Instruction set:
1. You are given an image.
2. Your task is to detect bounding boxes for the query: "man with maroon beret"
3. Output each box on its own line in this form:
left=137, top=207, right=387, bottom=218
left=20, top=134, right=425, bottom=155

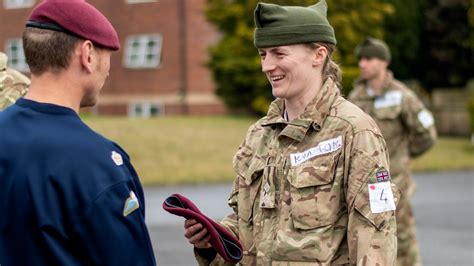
left=0, top=1, right=156, bottom=265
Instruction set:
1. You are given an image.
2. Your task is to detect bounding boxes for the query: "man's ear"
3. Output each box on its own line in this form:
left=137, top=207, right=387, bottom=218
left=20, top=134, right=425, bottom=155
left=312, top=46, right=328, bottom=67
left=80, top=40, right=94, bottom=74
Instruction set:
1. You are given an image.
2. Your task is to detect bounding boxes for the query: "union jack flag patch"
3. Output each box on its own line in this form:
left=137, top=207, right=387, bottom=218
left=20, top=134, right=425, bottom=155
left=375, top=168, right=390, bottom=182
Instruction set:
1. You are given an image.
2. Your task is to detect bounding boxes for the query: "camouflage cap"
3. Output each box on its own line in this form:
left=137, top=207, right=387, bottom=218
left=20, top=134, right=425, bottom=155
left=253, top=0, right=336, bottom=48
left=0, top=52, right=7, bottom=71
left=26, top=0, right=120, bottom=50
left=355, top=37, right=391, bottom=62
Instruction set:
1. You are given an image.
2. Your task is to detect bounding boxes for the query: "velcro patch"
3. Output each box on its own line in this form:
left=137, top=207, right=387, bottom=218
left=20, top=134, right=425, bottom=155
left=418, top=109, right=434, bottom=128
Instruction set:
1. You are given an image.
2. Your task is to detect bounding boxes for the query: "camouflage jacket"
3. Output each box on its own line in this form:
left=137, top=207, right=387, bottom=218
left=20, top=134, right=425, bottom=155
left=196, top=78, right=398, bottom=265
left=0, top=69, right=30, bottom=111
left=348, top=72, right=437, bottom=195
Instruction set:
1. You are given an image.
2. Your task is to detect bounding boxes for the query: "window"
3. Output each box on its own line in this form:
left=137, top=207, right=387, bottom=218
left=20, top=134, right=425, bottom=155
left=124, top=34, right=163, bottom=69
left=126, top=0, right=157, bottom=3
left=5, top=39, right=29, bottom=72
left=128, top=102, right=163, bottom=118
left=4, top=0, right=35, bottom=9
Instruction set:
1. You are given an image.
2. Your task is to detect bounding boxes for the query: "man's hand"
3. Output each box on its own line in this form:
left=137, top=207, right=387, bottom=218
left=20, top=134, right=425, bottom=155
left=184, top=219, right=212, bottom=249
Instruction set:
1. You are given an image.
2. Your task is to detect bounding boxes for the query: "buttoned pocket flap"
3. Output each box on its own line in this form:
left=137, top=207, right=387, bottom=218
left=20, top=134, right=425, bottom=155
left=287, top=152, right=340, bottom=188
left=238, top=158, right=265, bottom=223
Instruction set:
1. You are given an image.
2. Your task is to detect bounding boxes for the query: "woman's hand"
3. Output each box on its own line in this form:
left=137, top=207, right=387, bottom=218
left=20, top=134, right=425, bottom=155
left=184, top=219, right=212, bottom=249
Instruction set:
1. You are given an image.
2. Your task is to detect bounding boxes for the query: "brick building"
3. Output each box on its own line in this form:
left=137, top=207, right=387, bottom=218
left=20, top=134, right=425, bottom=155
left=0, top=0, right=226, bottom=116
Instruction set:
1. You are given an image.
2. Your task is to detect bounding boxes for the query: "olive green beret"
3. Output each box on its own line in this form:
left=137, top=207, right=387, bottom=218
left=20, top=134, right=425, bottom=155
left=0, top=52, right=7, bottom=71
left=253, top=0, right=336, bottom=48
left=355, top=37, right=391, bottom=62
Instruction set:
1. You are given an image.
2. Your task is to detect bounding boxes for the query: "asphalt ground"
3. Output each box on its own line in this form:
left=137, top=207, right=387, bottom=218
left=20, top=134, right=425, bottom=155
left=145, top=170, right=474, bottom=266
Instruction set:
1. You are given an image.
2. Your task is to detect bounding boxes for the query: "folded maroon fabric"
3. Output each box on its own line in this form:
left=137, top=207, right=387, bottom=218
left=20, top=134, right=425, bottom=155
left=162, top=193, right=243, bottom=263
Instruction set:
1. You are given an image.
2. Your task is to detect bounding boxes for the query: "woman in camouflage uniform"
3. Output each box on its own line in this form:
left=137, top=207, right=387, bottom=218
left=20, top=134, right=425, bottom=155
left=185, top=1, right=399, bottom=265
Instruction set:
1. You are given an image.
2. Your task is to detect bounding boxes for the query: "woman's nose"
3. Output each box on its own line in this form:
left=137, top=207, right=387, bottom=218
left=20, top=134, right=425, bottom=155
left=261, top=56, right=276, bottom=72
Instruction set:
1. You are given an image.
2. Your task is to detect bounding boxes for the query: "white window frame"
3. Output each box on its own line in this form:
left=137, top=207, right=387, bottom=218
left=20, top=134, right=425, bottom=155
left=5, top=38, right=29, bottom=72
left=124, top=34, right=163, bottom=69
left=126, top=0, right=157, bottom=3
left=128, top=102, right=164, bottom=118
left=3, top=0, right=35, bottom=9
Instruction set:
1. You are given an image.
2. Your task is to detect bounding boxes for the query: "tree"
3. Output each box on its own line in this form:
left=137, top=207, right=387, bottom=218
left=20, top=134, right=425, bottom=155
left=327, top=0, right=393, bottom=94
left=382, top=0, right=422, bottom=80
left=206, top=0, right=393, bottom=114
left=418, top=0, right=472, bottom=90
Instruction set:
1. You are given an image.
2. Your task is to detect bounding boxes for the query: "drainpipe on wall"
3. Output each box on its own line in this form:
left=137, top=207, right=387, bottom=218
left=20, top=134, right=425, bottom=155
left=178, top=0, right=189, bottom=115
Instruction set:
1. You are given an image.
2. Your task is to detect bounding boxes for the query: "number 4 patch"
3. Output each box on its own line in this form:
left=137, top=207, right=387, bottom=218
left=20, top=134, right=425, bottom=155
left=368, top=182, right=396, bottom=213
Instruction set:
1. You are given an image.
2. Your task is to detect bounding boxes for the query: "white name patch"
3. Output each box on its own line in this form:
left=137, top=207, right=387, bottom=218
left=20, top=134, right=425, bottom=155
left=368, top=182, right=396, bottom=213
left=374, top=91, right=402, bottom=109
left=417, top=109, right=434, bottom=128
left=290, top=136, right=342, bottom=167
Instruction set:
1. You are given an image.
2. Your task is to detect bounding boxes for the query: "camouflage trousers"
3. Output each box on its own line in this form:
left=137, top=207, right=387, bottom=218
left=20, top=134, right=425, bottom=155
left=396, top=193, right=422, bottom=266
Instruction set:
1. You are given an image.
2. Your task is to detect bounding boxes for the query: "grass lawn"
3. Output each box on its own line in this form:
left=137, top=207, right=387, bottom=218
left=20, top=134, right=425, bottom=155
left=85, top=115, right=256, bottom=186
left=84, top=116, right=474, bottom=186
left=411, top=137, right=474, bottom=172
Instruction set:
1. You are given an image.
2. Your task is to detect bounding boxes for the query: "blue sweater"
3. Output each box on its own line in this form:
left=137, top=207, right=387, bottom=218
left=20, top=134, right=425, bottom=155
left=0, top=99, right=156, bottom=265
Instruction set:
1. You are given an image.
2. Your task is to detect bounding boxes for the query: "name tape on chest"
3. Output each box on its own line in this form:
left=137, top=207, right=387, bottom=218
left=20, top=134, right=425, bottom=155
left=374, top=91, right=402, bottom=109
left=417, top=109, right=434, bottom=128
left=290, top=136, right=342, bottom=167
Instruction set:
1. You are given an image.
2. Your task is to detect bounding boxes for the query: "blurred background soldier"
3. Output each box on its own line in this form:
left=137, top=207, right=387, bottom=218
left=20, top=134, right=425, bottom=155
left=0, top=51, right=30, bottom=111
left=349, top=37, right=437, bottom=266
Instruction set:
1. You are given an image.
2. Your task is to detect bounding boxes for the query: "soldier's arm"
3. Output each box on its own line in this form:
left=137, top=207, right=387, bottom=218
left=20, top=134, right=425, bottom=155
left=193, top=139, right=245, bottom=266
left=346, top=130, right=398, bottom=265
left=73, top=182, right=156, bottom=265
left=193, top=179, right=239, bottom=266
left=401, top=91, right=437, bottom=157
left=347, top=83, right=363, bottom=101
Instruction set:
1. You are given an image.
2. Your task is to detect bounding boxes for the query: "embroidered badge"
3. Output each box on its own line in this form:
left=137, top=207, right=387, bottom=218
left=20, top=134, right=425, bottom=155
left=123, top=191, right=140, bottom=217
left=290, top=135, right=342, bottom=166
left=375, top=168, right=390, bottom=182
left=111, top=151, right=123, bottom=166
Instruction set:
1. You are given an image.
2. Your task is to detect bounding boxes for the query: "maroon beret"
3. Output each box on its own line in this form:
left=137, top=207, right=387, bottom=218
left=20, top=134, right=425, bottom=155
left=26, top=0, right=120, bottom=51
left=163, top=194, right=243, bottom=263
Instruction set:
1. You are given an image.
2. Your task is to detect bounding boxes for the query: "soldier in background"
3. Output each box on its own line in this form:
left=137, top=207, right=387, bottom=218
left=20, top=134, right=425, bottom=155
left=0, top=51, right=30, bottom=111
left=183, top=1, right=399, bottom=265
left=349, top=37, right=437, bottom=266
